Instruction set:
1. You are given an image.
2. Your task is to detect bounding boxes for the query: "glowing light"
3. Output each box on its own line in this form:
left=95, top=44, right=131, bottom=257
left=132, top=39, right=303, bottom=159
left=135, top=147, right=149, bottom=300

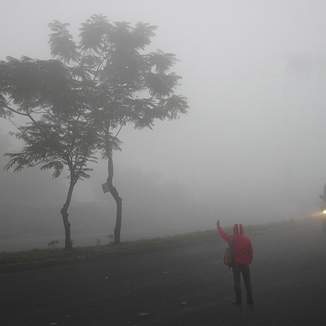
left=323, top=210, right=326, bottom=214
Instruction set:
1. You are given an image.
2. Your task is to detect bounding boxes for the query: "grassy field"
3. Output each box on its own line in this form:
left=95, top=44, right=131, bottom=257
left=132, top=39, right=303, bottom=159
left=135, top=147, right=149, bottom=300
left=0, top=219, right=303, bottom=273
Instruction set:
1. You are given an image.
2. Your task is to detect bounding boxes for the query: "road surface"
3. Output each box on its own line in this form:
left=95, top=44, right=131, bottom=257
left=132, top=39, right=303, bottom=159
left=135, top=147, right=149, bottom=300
left=1, top=219, right=326, bottom=325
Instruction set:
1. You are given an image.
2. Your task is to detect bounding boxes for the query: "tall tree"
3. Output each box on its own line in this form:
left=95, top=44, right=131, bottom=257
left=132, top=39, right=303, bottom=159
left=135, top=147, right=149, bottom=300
left=48, top=15, right=188, bottom=243
left=0, top=57, right=97, bottom=250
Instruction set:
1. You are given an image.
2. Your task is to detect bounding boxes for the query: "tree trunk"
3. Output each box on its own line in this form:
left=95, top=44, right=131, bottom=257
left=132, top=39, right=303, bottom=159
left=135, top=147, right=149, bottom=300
left=60, top=207, right=72, bottom=250
left=109, top=185, right=122, bottom=243
left=60, top=178, right=75, bottom=250
left=106, top=138, right=123, bottom=244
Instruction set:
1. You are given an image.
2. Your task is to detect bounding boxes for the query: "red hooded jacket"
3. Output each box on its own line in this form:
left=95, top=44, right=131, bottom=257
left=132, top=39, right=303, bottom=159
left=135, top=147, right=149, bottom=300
left=217, top=223, right=253, bottom=265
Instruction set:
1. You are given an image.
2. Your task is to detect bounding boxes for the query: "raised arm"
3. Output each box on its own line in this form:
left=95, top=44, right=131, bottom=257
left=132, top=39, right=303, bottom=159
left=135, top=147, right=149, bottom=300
left=216, top=220, right=232, bottom=244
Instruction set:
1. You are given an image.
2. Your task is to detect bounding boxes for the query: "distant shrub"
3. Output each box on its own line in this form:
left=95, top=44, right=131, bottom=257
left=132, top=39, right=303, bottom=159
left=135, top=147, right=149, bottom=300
left=107, top=234, right=114, bottom=244
left=47, top=240, right=59, bottom=249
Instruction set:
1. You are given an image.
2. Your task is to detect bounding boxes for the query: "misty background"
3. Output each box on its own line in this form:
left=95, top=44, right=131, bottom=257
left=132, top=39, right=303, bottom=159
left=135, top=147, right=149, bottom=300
left=1, top=0, right=326, bottom=251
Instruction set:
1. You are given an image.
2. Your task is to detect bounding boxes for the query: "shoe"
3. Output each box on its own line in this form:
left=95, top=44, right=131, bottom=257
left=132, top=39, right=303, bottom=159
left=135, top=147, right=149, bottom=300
left=247, top=297, right=254, bottom=304
left=232, top=300, right=242, bottom=305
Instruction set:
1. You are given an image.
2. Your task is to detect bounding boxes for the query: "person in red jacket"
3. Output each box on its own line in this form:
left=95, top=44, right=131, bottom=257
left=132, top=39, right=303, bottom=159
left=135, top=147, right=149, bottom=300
left=217, top=219, right=253, bottom=304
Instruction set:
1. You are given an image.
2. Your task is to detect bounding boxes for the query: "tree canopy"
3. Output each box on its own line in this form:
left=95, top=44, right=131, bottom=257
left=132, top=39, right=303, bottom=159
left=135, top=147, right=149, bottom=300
left=1, top=14, right=188, bottom=247
left=0, top=56, right=98, bottom=250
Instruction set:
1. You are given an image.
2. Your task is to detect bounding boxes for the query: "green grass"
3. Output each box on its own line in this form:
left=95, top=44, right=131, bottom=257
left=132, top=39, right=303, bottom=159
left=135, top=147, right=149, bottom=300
left=0, top=219, right=302, bottom=272
left=0, top=230, right=217, bottom=265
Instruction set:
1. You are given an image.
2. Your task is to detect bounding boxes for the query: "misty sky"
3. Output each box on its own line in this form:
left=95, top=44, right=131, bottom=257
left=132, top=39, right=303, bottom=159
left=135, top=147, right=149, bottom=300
left=1, top=0, right=326, bottom=249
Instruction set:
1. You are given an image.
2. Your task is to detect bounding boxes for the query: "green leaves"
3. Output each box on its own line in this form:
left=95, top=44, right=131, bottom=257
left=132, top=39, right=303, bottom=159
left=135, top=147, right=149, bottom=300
left=4, top=117, right=98, bottom=182
left=132, top=22, right=156, bottom=50
left=48, top=21, right=78, bottom=63
left=147, top=72, right=180, bottom=97
left=147, top=50, right=177, bottom=73
left=79, top=15, right=111, bottom=53
left=46, top=16, right=188, bottom=139
left=1, top=15, right=189, bottom=190
left=3, top=152, right=32, bottom=173
left=0, top=15, right=189, bottom=246
left=0, top=56, right=75, bottom=114
left=40, top=161, right=64, bottom=179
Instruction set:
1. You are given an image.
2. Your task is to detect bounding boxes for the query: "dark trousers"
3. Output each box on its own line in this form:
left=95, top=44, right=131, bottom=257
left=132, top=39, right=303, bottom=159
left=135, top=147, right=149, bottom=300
left=232, top=264, right=253, bottom=303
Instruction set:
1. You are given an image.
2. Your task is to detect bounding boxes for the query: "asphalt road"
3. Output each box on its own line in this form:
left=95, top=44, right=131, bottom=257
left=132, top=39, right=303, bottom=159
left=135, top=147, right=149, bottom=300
left=1, top=219, right=326, bottom=326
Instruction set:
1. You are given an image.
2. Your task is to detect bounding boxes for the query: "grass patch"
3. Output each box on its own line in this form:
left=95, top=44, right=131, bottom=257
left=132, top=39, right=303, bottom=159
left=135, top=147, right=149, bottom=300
left=0, top=219, right=303, bottom=273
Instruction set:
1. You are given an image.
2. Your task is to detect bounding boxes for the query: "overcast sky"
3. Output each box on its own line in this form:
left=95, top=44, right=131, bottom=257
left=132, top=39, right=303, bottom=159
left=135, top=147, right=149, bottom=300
left=1, top=0, right=326, bottom=249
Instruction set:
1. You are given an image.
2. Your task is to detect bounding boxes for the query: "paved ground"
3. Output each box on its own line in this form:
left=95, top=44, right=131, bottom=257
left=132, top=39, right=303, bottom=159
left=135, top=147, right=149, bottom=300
left=1, top=219, right=326, bottom=326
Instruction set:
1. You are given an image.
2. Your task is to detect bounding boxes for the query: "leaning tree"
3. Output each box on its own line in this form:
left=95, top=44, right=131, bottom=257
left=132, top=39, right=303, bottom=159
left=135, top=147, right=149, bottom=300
left=0, top=57, right=98, bottom=250
left=48, top=15, right=189, bottom=243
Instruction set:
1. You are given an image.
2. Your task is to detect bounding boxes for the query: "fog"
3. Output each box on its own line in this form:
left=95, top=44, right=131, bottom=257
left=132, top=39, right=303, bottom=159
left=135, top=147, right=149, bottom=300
left=1, top=0, right=326, bottom=251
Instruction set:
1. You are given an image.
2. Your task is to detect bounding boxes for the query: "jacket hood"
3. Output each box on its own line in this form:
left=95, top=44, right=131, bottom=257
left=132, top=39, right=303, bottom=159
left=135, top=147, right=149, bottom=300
left=233, top=223, right=244, bottom=235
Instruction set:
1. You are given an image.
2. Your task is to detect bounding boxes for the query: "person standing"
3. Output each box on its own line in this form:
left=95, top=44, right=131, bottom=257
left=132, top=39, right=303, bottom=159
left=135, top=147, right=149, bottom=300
left=217, top=220, right=254, bottom=304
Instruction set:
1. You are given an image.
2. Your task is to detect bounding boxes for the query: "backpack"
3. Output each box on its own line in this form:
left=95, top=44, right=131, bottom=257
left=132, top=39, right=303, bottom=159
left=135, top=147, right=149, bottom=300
left=223, top=236, right=234, bottom=267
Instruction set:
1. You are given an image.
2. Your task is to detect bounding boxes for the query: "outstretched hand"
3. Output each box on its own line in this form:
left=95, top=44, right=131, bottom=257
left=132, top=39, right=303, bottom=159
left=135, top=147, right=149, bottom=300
left=216, top=219, right=220, bottom=227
